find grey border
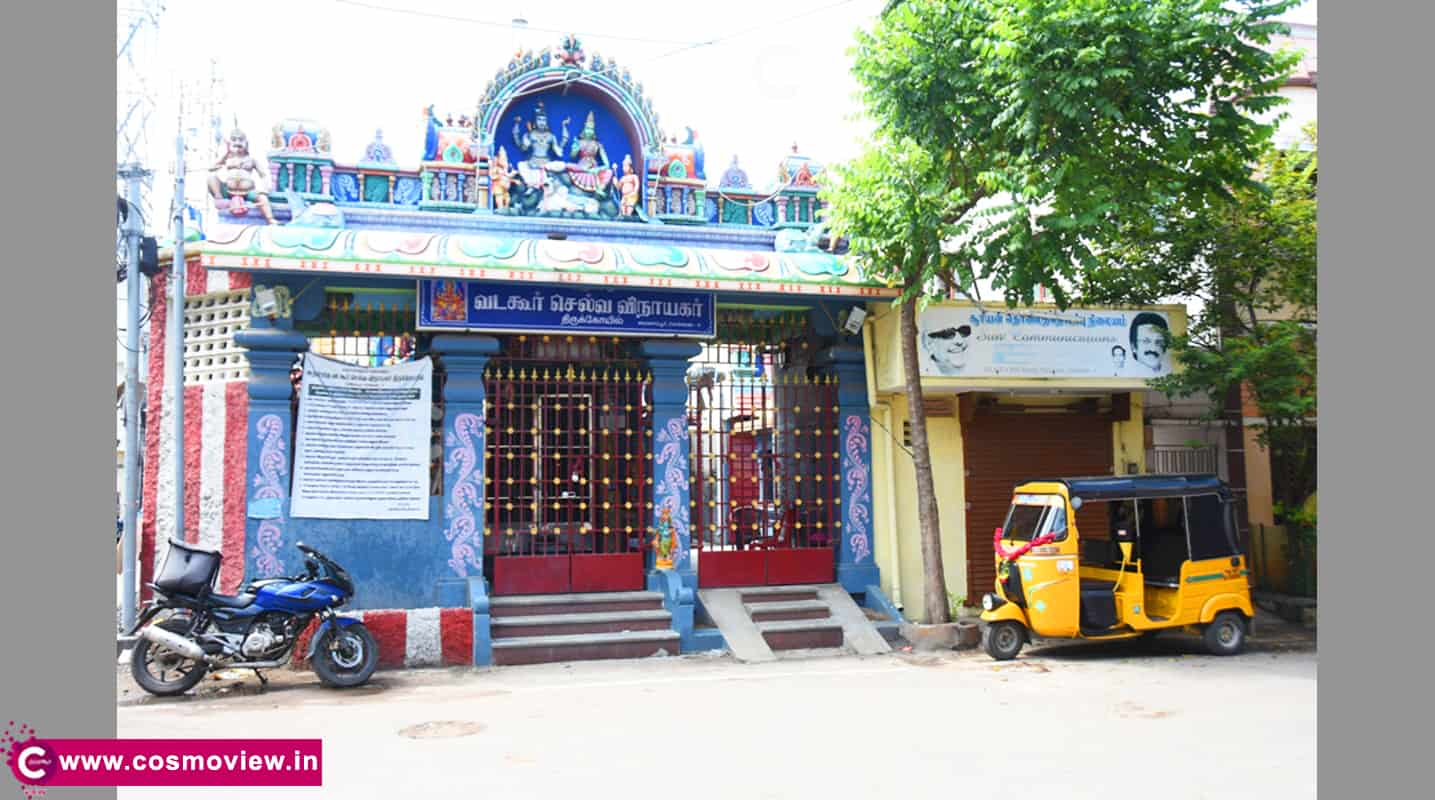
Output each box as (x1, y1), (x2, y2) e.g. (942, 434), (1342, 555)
(0, 2), (119, 798)
(1324, 1), (1429, 796)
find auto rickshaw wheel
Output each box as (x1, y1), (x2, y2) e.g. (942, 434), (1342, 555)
(982, 621), (1025, 661)
(1202, 611), (1248, 656)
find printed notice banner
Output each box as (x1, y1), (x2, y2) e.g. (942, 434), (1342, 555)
(290, 353), (433, 520)
(917, 307), (1176, 379)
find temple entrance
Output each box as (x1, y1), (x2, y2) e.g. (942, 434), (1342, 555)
(689, 312), (839, 587)
(483, 335), (651, 595)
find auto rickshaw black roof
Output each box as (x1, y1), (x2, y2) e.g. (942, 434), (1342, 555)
(1021, 474), (1229, 501)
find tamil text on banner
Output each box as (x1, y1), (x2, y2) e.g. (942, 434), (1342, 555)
(290, 353), (433, 520)
(418, 281), (715, 337)
(916, 306), (1175, 379)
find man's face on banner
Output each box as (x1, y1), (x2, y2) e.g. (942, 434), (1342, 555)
(925, 324), (971, 370)
(1133, 324), (1168, 370)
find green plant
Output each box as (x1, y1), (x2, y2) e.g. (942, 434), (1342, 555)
(947, 592), (966, 619)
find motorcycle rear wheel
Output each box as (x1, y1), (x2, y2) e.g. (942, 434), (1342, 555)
(312, 623), (379, 688)
(130, 626), (208, 697)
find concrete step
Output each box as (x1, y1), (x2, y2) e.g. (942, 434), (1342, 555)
(745, 599), (831, 623)
(755, 618), (845, 651)
(491, 630), (680, 666)
(816, 584), (893, 656)
(739, 586), (821, 605)
(491, 609), (672, 639)
(490, 591), (665, 618)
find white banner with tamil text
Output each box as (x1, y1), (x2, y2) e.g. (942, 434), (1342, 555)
(290, 353), (433, 520)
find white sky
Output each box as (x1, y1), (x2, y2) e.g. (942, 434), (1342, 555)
(144, 0), (890, 186)
(131, 0), (1318, 204)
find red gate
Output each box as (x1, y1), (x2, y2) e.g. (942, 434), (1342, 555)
(690, 332), (838, 588)
(483, 335), (651, 595)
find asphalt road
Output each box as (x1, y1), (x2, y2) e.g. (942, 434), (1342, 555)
(116, 622), (1316, 800)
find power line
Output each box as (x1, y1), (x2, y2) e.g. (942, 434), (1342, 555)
(641, 0), (861, 64)
(333, 0), (705, 46)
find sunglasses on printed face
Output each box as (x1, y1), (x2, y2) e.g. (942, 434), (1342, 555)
(926, 327), (971, 340)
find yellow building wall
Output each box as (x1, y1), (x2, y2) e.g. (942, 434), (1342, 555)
(872, 394), (968, 621)
(1114, 393), (1146, 475)
(1243, 428), (1276, 527)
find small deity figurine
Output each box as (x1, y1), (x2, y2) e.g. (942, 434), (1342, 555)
(651, 506), (677, 570)
(512, 101), (570, 169)
(207, 128), (276, 224)
(490, 147), (518, 211)
(423, 105), (441, 162)
(617, 154), (640, 217)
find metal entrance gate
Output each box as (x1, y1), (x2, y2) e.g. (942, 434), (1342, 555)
(483, 335), (651, 595)
(689, 320), (839, 587)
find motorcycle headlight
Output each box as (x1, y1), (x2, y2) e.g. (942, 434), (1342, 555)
(982, 593), (996, 612)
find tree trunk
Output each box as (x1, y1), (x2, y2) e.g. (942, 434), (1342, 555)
(899, 295), (950, 624)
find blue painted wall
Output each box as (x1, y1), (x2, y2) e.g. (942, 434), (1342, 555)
(274, 501), (455, 611)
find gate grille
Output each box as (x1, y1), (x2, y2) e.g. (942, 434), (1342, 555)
(483, 335), (651, 594)
(688, 323), (839, 587)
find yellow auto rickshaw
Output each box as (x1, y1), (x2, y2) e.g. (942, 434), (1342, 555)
(979, 474), (1254, 660)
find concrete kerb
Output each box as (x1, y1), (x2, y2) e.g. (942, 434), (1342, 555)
(898, 619), (982, 651)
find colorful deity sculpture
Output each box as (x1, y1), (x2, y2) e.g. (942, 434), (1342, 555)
(618, 154), (640, 217)
(512, 101), (570, 171)
(208, 128), (276, 224)
(565, 112), (613, 192)
(490, 147), (518, 210)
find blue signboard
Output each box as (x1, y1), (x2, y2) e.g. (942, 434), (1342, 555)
(417, 281), (716, 338)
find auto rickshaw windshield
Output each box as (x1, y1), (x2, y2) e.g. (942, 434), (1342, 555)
(1001, 496), (1067, 542)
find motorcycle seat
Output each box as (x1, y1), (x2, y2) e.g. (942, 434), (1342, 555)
(207, 592), (256, 609)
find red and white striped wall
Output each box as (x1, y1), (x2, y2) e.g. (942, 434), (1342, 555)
(186, 262), (251, 297)
(139, 266), (253, 599)
(138, 264), (478, 669)
(291, 608), (475, 670)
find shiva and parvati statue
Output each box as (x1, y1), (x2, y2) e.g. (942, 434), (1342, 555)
(501, 101), (640, 220)
(208, 128), (277, 224)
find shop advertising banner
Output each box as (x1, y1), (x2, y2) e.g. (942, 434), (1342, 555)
(290, 353), (433, 520)
(917, 306), (1175, 379)
(417, 280), (715, 338)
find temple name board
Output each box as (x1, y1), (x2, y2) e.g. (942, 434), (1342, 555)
(417, 280), (716, 338)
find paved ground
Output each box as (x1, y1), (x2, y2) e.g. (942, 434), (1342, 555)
(116, 612), (1315, 800)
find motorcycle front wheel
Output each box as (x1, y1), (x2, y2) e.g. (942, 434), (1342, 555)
(130, 622), (208, 697)
(312, 622), (379, 688)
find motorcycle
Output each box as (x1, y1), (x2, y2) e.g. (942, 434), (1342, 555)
(127, 539), (379, 696)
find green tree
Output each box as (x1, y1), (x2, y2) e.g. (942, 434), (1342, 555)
(1083, 127), (1318, 583)
(823, 0), (1298, 623)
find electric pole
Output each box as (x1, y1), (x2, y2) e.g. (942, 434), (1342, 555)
(168, 119), (187, 546)
(118, 163), (149, 632)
